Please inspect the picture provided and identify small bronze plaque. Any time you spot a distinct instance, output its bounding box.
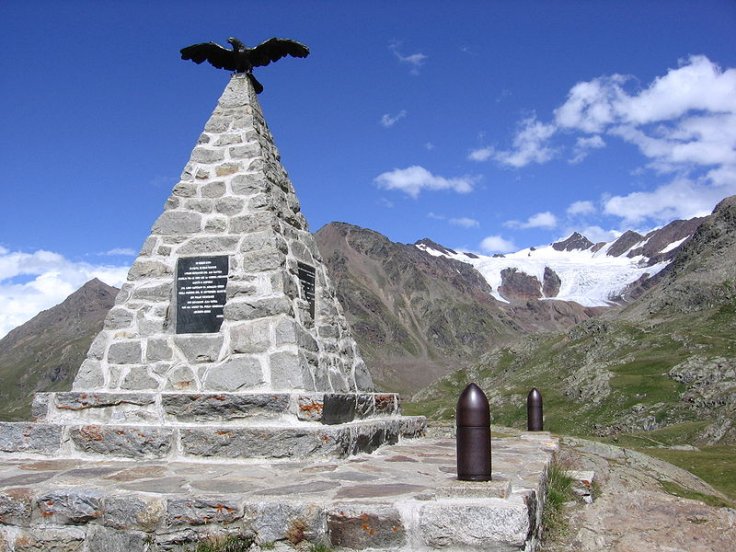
[176,256,228,334]
[297,262,316,319]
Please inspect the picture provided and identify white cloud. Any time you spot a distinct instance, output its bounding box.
[374,166,478,198]
[494,116,556,168]
[101,247,137,256]
[603,177,736,225]
[389,42,427,75]
[520,55,736,225]
[574,225,620,244]
[380,110,407,128]
[479,235,517,254]
[505,211,558,230]
[449,217,480,228]
[0,248,129,338]
[468,146,494,162]
[567,200,597,217]
[570,135,606,164]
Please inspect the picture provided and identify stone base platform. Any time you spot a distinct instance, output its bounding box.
[0,433,557,551]
[0,391,425,462]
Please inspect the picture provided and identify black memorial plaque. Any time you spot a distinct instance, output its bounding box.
[297,262,316,319]
[176,256,228,334]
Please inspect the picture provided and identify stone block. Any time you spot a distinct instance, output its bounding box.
[152,211,202,235]
[176,235,240,255]
[104,307,135,329]
[228,143,260,159]
[418,499,530,549]
[230,319,271,354]
[322,394,356,425]
[173,182,197,198]
[229,211,277,234]
[204,215,228,233]
[174,334,224,363]
[69,425,173,459]
[0,422,62,454]
[270,351,314,390]
[164,365,198,391]
[214,196,245,216]
[191,147,225,164]
[243,502,323,544]
[375,393,398,415]
[201,180,226,197]
[87,333,108,360]
[180,427,345,459]
[108,341,142,364]
[72,359,105,390]
[354,361,374,392]
[146,338,173,361]
[231,172,267,195]
[183,198,214,213]
[0,487,33,526]
[214,134,242,146]
[296,395,324,421]
[224,297,292,322]
[202,357,264,391]
[36,488,104,525]
[241,250,286,272]
[31,393,50,421]
[166,497,242,526]
[328,505,406,549]
[127,260,172,280]
[121,367,159,391]
[85,525,150,552]
[101,494,165,532]
[162,393,289,422]
[216,162,242,176]
[11,527,86,552]
[53,392,156,411]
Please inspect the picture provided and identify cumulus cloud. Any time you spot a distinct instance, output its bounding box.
[505,211,558,230]
[493,116,556,168]
[479,235,517,254]
[380,110,407,128]
[468,146,494,162]
[603,177,736,225]
[483,55,736,225]
[570,135,606,164]
[0,248,129,338]
[374,166,478,198]
[567,200,597,217]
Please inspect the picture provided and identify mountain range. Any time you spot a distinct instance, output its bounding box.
[1,197,734,450]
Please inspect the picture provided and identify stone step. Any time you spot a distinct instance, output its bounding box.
[0,434,558,551]
[0,417,426,462]
[34,391,401,426]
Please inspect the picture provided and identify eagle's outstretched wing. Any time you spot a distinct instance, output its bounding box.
[180,42,237,71]
[249,38,310,68]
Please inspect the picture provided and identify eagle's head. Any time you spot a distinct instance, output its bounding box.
[227,37,245,51]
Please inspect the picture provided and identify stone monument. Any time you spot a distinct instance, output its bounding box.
[1,73,424,462]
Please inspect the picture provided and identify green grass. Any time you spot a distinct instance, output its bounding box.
[638,445,736,503]
[541,461,576,542]
[659,480,733,509]
[187,535,254,552]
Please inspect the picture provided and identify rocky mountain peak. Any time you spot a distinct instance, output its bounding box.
[552,232,594,252]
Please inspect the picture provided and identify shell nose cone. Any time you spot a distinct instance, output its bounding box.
[456,383,490,427]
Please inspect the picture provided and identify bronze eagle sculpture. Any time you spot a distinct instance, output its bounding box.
[180,37,310,94]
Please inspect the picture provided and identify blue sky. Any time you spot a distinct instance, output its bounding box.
[1,0,735,336]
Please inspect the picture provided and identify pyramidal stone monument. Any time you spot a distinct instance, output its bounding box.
[1,74,425,462]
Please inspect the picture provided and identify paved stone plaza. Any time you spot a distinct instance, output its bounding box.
[0,432,556,551]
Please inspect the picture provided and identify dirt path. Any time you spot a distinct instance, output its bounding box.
[542,436,736,552]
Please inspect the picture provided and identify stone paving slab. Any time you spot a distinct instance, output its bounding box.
[0,433,557,551]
